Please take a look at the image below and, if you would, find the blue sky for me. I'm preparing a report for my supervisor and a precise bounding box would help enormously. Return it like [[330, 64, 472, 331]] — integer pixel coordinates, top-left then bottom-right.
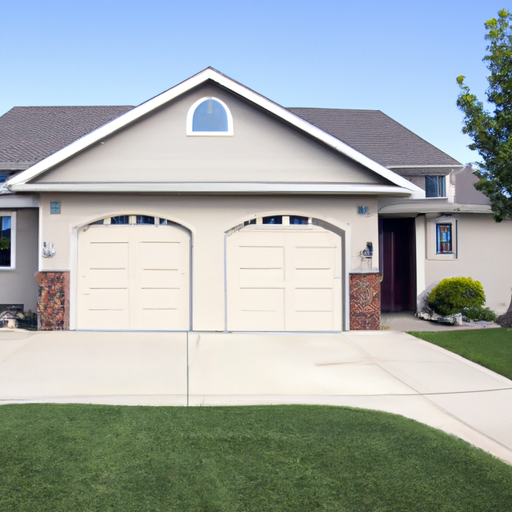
[[0, 1, 506, 164]]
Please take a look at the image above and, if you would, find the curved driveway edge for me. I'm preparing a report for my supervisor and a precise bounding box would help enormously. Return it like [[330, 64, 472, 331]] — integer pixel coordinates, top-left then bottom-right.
[[1, 329, 511, 465]]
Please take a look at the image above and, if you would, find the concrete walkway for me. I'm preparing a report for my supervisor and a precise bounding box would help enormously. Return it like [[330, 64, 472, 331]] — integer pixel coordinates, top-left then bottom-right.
[[1, 328, 511, 465]]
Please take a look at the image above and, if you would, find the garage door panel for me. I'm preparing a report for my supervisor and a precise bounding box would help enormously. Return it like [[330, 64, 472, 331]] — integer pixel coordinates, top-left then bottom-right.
[[240, 288, 284, 313], [239, 268, 284, 288], [139, 241, 183, 269], [293, 288, 333, 311], [287, 311, 334, 332], [88, 269, 129, 289], [294, 247, 336, 269], [294, 268, 337, 288], [84, 309, 131, 330], [140, 309, 183, 330], [89, 242, 129, 269], [141, 288, 182, 308], [139, 269, 181, 288], [239, 246, 284, 268], [87, 288, 130, 310]]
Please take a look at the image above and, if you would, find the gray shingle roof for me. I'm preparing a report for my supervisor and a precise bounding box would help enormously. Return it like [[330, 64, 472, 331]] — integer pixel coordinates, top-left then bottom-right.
[[0, 104, 460, 173], [288, 108, 461, 167], [0, 106, 133, 170]]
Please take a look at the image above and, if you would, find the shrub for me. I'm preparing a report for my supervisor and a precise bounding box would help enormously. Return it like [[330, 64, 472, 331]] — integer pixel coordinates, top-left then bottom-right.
[[427, 277, 487, 317], [462, 305, 497, 322]]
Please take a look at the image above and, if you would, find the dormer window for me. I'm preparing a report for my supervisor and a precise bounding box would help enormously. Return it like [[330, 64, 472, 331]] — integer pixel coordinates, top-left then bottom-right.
[[186, 97, 233, 136]]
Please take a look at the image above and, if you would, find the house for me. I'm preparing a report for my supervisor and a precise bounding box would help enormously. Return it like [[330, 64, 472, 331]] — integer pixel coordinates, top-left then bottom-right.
[[1, 67, 511, 332]]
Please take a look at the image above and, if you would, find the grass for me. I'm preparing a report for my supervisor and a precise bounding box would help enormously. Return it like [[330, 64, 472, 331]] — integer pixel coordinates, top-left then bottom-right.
[[1, 404, 512, 511], [409, 328, 512, 380]]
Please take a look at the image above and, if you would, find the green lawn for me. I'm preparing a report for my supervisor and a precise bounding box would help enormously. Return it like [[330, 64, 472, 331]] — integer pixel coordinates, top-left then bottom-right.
[[409, 328, 512, 380], [1, 404, 512, 511]]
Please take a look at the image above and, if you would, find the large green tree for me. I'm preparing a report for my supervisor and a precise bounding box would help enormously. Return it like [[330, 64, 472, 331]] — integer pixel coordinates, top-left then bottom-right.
[[457, 9, 512, 222]]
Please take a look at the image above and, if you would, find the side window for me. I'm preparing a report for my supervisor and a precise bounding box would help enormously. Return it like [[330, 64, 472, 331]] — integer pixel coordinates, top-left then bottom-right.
[[186, 97, 233, 136], [0, 214, 14, 268], [425, 176, 446, 197], [436, 224, 452, 254], [427, 215, 457, 260]]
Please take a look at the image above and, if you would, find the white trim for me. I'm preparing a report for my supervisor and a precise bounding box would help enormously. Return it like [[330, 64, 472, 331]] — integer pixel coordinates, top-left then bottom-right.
[[387, 165, 463, 169], [379, 200, 492, 215], [415, 216, 426, 300], [186, 97, 234, 136], [0, 211, 16, 270], [6, 68, 424, 197], [69, 226, 79, 330], [9, 182, 417, 196]]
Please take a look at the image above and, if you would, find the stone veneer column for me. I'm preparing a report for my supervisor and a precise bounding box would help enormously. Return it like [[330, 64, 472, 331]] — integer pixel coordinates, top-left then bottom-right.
[[349, 273, 382, 330], [35, 272, 70, 330]]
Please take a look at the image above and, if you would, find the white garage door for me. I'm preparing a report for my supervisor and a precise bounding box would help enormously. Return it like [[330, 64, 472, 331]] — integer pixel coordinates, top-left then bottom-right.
[[227, 218, 342, 331], [77, 218, 190, 330]]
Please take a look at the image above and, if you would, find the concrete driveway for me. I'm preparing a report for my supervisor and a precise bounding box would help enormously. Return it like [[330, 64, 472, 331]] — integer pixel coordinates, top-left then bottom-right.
[[1, 329, 511, 465]]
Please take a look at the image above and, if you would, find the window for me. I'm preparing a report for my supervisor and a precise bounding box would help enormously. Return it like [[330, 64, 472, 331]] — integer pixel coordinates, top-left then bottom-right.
[[186, 97, 233, 136], [425, 176, 446, 197], [426, 215, 457, 260], [436, 224, 452, 254], [0, 214, 14, 268], [242, 215, 311, 227], [92, 215, 170, 226]]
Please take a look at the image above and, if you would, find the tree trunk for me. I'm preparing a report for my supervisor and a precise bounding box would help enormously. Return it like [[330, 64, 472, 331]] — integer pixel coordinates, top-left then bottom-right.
[[497, 294, 512, 327]]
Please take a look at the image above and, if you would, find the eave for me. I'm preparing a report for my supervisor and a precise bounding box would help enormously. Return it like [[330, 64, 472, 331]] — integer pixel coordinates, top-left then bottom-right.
[[379, 199, 493, 215], [9, 182, 416, 196]]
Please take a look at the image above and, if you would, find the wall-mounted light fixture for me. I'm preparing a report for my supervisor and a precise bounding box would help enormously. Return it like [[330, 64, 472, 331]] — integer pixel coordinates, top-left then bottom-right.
[[42, 242, 56, 258]]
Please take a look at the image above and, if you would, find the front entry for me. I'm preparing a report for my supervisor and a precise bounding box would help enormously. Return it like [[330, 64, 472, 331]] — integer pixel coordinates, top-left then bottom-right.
[[226, 218, 342, 331], [380, 218, 416, 312], [77, 218, 190, 330]]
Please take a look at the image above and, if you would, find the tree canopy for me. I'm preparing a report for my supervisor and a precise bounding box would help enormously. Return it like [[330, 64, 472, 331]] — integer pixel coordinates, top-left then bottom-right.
[[457, 9, 512, 221]]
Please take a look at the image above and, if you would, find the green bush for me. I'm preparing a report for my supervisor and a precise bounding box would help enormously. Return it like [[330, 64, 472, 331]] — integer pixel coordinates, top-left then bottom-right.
[[462, 305, 497, 322], [427, 277, 487, 317]]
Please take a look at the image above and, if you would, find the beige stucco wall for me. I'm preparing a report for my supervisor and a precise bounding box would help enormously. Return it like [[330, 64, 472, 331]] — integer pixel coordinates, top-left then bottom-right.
[[34, 83, 387, 186], [39, 193, 379, 330], [0, 208, 38, 312], [421, 214, 512, 315]]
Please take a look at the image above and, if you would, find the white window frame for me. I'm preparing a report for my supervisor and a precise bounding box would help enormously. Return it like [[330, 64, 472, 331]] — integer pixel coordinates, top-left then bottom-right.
[[0, 211, 16, 270], [186, 97, 234, 136], [425, 175, 446, 198], [426, 214, 457, 260]]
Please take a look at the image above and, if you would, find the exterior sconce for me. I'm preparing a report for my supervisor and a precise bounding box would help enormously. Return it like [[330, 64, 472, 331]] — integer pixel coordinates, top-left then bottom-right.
[[42, 242, 56, 258]]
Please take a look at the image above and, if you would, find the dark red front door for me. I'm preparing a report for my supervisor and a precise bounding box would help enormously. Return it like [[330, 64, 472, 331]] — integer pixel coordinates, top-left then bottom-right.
[[380, 218, 416, 312]]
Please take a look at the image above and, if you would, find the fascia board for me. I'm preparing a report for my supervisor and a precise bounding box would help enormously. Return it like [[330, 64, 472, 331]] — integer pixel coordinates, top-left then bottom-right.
[[9, 182, 417, 196], [6, 67, 423, 196]]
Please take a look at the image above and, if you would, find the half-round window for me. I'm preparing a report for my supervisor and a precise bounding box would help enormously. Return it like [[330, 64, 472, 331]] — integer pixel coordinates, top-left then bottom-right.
[[186, 97, 233, 136]]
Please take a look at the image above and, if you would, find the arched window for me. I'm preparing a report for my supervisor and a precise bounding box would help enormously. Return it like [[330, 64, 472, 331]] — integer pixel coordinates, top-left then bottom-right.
[[186, 97, 233, 136]]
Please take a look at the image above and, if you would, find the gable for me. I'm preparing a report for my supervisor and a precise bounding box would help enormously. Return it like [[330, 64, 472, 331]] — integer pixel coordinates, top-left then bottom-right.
[[7, 68, 424, 197], [30, 83, 388, 187]]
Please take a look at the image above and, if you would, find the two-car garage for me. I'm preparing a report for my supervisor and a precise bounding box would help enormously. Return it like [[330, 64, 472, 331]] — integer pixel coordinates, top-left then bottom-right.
[[77, 215, 343, 332]]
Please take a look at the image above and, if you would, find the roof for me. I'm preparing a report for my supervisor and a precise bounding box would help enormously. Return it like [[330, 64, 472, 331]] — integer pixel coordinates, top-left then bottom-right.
[[3, 68, 424, 197], [288, 108, 461, 168], [0, 105, 461, 172], [0, 106, 132, 170]]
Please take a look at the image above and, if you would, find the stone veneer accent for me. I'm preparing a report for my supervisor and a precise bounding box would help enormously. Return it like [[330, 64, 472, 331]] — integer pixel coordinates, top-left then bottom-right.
[[35, 272, 70, 330], [349, 273, 382, 330], [34, 271, 381, 331]]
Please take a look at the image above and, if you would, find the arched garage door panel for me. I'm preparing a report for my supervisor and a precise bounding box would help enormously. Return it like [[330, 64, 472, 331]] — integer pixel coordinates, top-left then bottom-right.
[[227, 226, 342, 331], [77, 223, 190, 330]]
